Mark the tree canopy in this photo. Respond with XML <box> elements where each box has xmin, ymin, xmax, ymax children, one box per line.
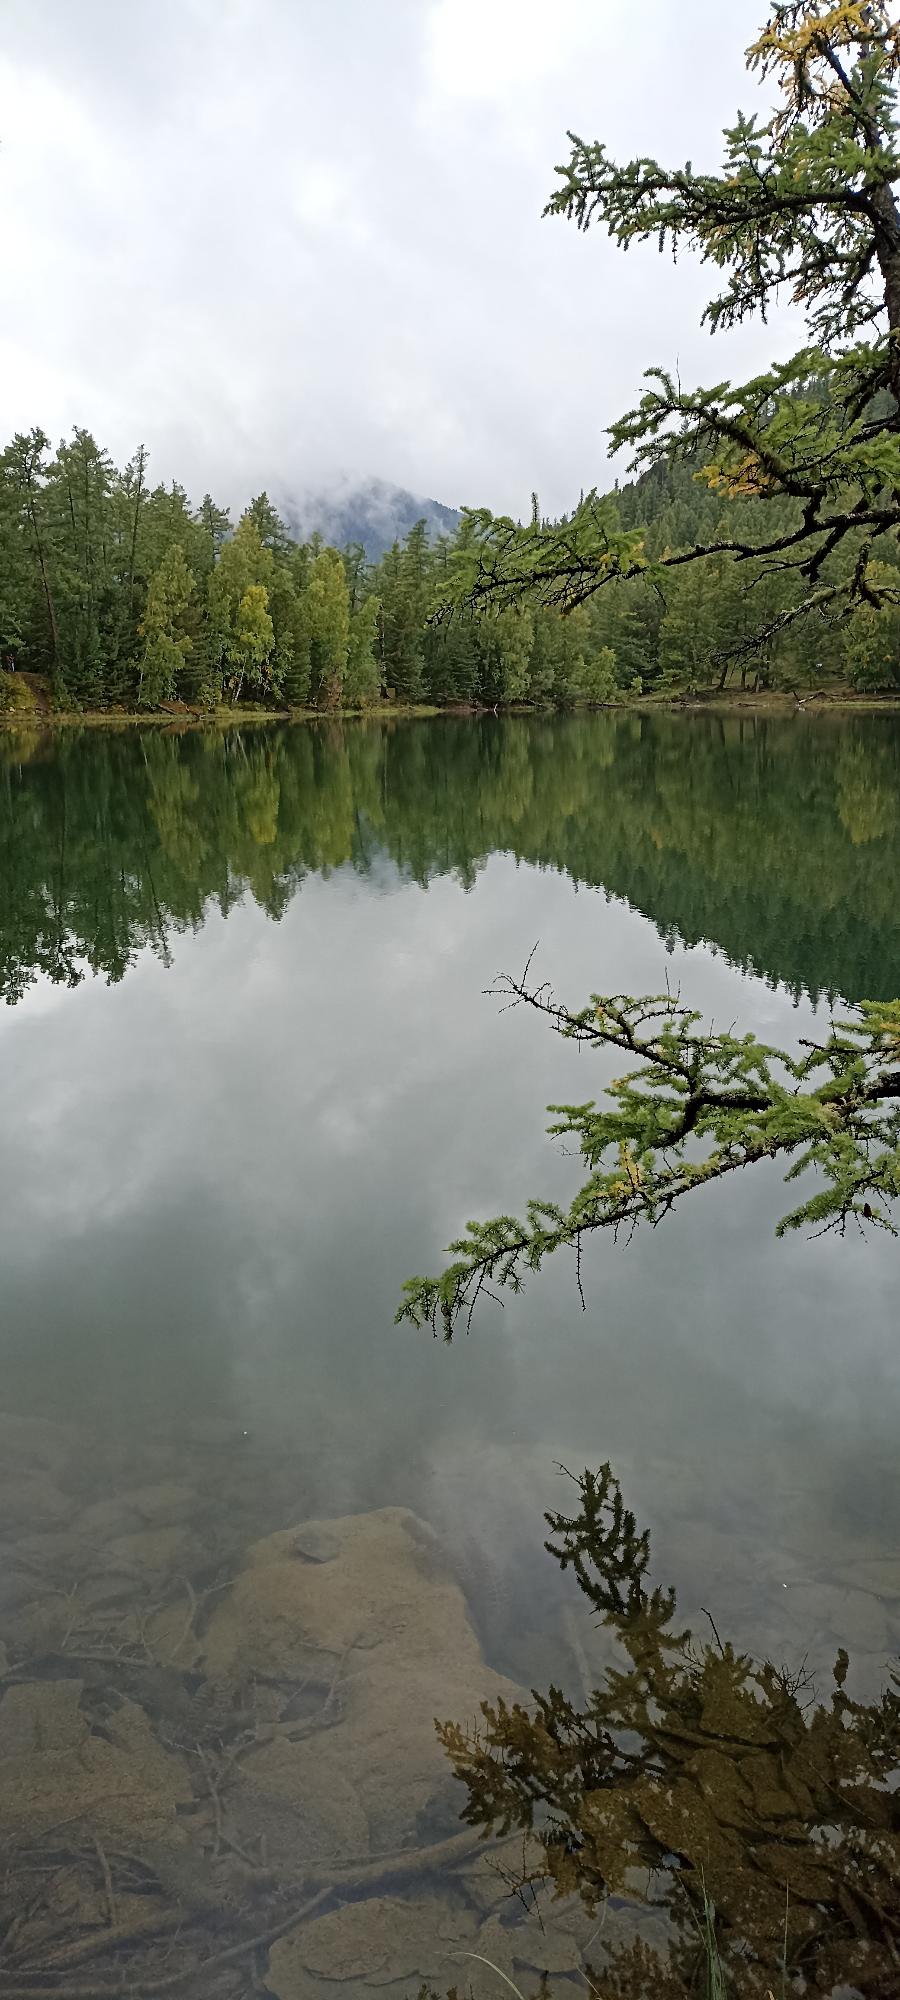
<box><xmin>0</xmin><ymin>428</ymin><xmax>670</xmax><ymax>714</ymax></box>
<box><xmin>444</xmin><ymin>2</ymin><xmax>900</xmax><ymax>668</ymax></box>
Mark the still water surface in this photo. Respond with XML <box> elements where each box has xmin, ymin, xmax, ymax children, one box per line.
<box><xmin>0</xmin><ymin>712</ymin><xmax>898</xmax><ymax>1994</ymax></box>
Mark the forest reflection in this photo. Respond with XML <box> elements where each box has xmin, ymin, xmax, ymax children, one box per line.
<box><xmin>2</xmin><ymin>711</ymin><xmax>900</xmax><ymax>1008</ymax></box>
<box><xmin>439</xmin><ymin>1462</ymin><xmax>900</xmax><ymax>1999</ymax></box>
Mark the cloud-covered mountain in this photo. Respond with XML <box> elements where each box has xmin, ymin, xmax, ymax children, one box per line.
<box><xmin>280</xmin><ymin>477</ymin><xmax>461</xmax><ymax>561</ymax></box>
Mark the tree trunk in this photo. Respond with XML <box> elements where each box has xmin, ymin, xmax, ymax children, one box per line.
<box><xmin>127</xmin><ymin>446</ymin><xmax>147</xmax><ymax>624</ymax></box>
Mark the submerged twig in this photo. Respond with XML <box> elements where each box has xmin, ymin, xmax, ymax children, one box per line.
<box><xmin>0</xmin><ymin>1886</ymin><xmax>331</xmax><ymax>1999</ymax></box>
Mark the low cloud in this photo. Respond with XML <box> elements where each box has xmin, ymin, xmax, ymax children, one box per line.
<box><xmin>1</xmin><ymin>0</ymin><xmax>802</xmax><ymax>519</ymax></box>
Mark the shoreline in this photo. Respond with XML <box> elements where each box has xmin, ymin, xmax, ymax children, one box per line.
<box><xmin>3</xmin><ymin>689</ymin><xmax>900</xmax><ymax>730</ymax></box>
<box><xmin>0</xmin><ymin>699</ymin><xmax>442</xmax><ymax>732</ymax></box>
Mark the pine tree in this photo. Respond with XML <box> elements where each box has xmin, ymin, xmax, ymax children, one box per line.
<box><xmin>375</xmin><ymin>521</ymin><xmax>431</xmax><ymax>701</ymax></box>
<box><xmin>242</xmin><ymin>492</ymin><xmax>291</xmax><ymax>558</ymax></box>
<box><xmin>194</xmin><ymin>494</ymin><xmax>232</xmax><ymax>574</ymax></box>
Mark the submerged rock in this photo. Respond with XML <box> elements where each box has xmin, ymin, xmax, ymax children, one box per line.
<box><xmin>103</xmin><ymin>1524</ymin><xmax>200</xmax><ymax>1576</ymax></box>
<box><xmin>269</xmin><ymin>1889</ymin><xmax>600</xmax><ymax>2000</ymax></box>
<box><xmin>73</xmin><ymin>1495</ymin><xmax>146</xmax><ymax>1541</ymax></box>
<box><xmin>121</xmin><ymin>1481</ymin><xmax>198</xmax><ymax>1525</ymax></box>
<box><xmin>0</xmin><ymin>1677</ymin><xmax>86</xmax><ymax>1758</ymax></box>
<box><xmin>0</xmin><ymin>1471</ymin><xmax>72</xmax><ymax>1530</ymax></box>
<box><xmin>268</xmin><ymin>1891</ymin><xmax>476</xmax><ymax>1998</ymax></box>
<box><xmin>0</xmin><ymin>1680</ymin><xmax>192</xmax><ymax>1847</ymax></box>
<box><xmin>240</xmin><ymin>1737</ymin><xmax>370</xmax><ymax>1860</ymax></box>
<box><xmin>202</xmin><ymin>1504</ymin><xmax>523</xmax><ymax>1856</ymax></box>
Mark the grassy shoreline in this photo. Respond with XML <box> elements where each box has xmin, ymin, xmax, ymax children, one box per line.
<box><xmin>0</xmin><ymin>689</ymin><xmax>443</xmax><ymax>731</ymax></box>
<box><xmin>3</xmin><ymin>683</ymin><xmax>900</xmax><ymax>730</ymax></box>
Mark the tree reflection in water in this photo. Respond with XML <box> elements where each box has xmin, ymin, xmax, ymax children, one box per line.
<box><xmin>439</xmin><ymin>1465</ymin><xmax>900</xmax><ymax>1997</ymax></box>
<box><xmin>5</xmin><ymin>712</ymin><xmax>900</xmax><ymax>1009</ymax></box>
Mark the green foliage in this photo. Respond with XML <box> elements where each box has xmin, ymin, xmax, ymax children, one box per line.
<box><xmin>194</xmin><ymin>493</ymin><xmax>232</xmax><ymax>571</ymax></box>
<box><xmin>573</xmin><ymin>640</ymin><xmax>616</xmax><ymax>702</ymax></box>
<box><xmin>8</xmin><ymin>432</ymin><xmax>641</xmax><ymax>710</ymax></box>
<box><xmin>306</xmin><ymin>547</ymin><xmax>351</xmax><ymax>707</ymax></box>
<box><xmin>840</xmin><ymin>556</ymin><xmax>900</xmax><ymax>684</ymax></box>
<box><xmin>438</xmin><ymin>2</ymin><xmax>900</xmax><ymax>670</ymax></box>
<box><xmin>242</xmin><ymin>490</ymin><xmax>291</xmax><ymax>557</ymax></box>
<box><xmin>231</xmin><ymin>582</ymin><xmax>275</xmax><ymax>696</ymax></box>
<box><xmin>439</xmin><ymin>1459</ymin><xmax>900</xmax><ymax>1995</ymax></box>
<box><xmin>207</xmin><ymin>519</ymin><xmax>278</xmax><ymax>702</ymax></box>
<box><xmin>6</xmin><ymin>379</ymin><xmax>900</xmax><ymax>707</ymax></box>
<box><xmin>398</xmin><ymin>972</ymin><xmax>900</xmax><ymax>1331</ymax></box>
<box><xmin>0</xmin><ymin>462</ymin><xmax>33</xmax><ymax>657</ymax></box>
<box><xmin>138</xmin><ymin>543</ymin><xmax>195</xmax><ymax>706</ymax></box>
<box><xmin>376</xmin><ymin>523</ymin><xmax>431</xmax><ymax>701</ymax></box>
<box><xmin>345</xmin><ymin>594</ymin><xmax>380</xmax><ymax>706</ymax></box>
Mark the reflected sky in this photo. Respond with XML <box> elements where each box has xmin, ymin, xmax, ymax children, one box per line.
<box><xmin>1</xmin><ymin>719</ymin><xmax>898</xmax><ymax>1696</ymax></box>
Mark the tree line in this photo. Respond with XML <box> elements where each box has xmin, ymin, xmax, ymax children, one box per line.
<box><xmin>0</xmin><ymin>427</ymin><xmax>617</xmax><ymax>714</ymax></box>
<box><xmin>3</xmin><ymin>427</ymin><xmax>899</xmax><ymax>718</ymax></box>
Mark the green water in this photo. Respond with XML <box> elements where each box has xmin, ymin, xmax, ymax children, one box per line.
<box><xmin>0</xmin><ymin>711</ymin><xmax>899</xmax><ymax>1994</ymax></box>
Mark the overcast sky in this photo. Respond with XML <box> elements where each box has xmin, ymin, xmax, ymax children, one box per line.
<box><xmin>1</xmin><ymin>0</ymin><xmax>803</xmax><ymax>520</ymax></box>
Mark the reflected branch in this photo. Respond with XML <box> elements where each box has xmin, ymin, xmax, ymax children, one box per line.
<box><xmin>438</xmin><ymin>1462</ymin><xmax>900</xmax><ymax>1997</ymax></box>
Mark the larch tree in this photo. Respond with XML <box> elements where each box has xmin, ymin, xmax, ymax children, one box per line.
<box><xmin>345</xmin><ymin>594</ymin><xmax>381</xmax><ymax>707</ymax></box>
<box><xmin>307</xmin><ymin>547</ymin><xmax>350</xmax><ymax>708</ymax></box>
<box><xmin>398</xmin><ymin>2</ymin><xmax>900</xmax><ymax>1332</ymax></box>
<box><xmin>228</xmin><ymin>582</ymin><xmax>275</xmax><ymax>703</ymax></box>
<box><xmin>207</xmin><ymin>518</ymin><xmax>276</xmax><ymax>703</ymax></box>
<box><xmin>398</xmin><ymin>977</ymin><xmax>900</xmax><ymax>1332</ymax></box>
<box><xmin>448</xmin><ymin>3</ymin><xmax>900</xmax><ymax>663</ymax></box>
<box><xmin>137</xmin><ymin>543</ymin><xmax>196</xmax><ymax>706</ymax></box>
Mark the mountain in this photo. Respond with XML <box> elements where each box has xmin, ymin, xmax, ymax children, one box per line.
<box><xmin>279</xmin><ymin>477</ymin><xmax>462</xmax><ymax>561</ymax></box>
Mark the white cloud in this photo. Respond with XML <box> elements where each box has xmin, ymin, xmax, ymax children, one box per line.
<box><xmin>424</xmin><ymin>0</ymin><xmax>573</xmax><ymax>103</ymax></box>
<box><xmin>0</xmin><ymin>1</ymin><xmax>802</xmax><ymax>518</ymax></box>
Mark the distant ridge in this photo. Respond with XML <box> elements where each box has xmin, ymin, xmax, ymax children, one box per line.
<box><xmin>279</xmin><ymin>477</ymin><xmax>461</xmax><ymax>561</ymax></box>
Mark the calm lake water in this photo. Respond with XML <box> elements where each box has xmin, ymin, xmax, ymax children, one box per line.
<box><xmin>1</xmin><ymin>710</ymin><xmax>899</xmax><ymax>1995</ymax></box>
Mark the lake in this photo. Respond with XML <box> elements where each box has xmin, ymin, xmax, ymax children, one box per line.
<box><xmin>1</xmin><ymin>710</ymin><xmax>899</xmax><ymax>1995</ymax></box>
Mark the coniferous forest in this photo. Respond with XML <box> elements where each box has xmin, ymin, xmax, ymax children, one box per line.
<box><xmin>3</xmin><ymin>425</ymin><xmax>900</xmax><ymax>718</ymax></box>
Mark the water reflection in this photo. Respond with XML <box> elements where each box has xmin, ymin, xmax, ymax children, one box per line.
<box><xmin>1</xmin><ymin>715</ymin><xmax>899</xmax><ymax>1994</ymax></box>
<box><xmin>4</xmin><ymin>711</ymin><xmax>900</xmax><ymax>1006</ymax></box>
<box><xmin>440</xmin><ymin>1462</ymin><xmax>900</xmax><ymax>1997</ymax></box>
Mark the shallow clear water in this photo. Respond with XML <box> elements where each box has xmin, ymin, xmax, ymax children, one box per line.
<box><xmin>1</xmin><ymin>711</ymin><xmax>898</xmax><ymax>1994</ymax></box>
